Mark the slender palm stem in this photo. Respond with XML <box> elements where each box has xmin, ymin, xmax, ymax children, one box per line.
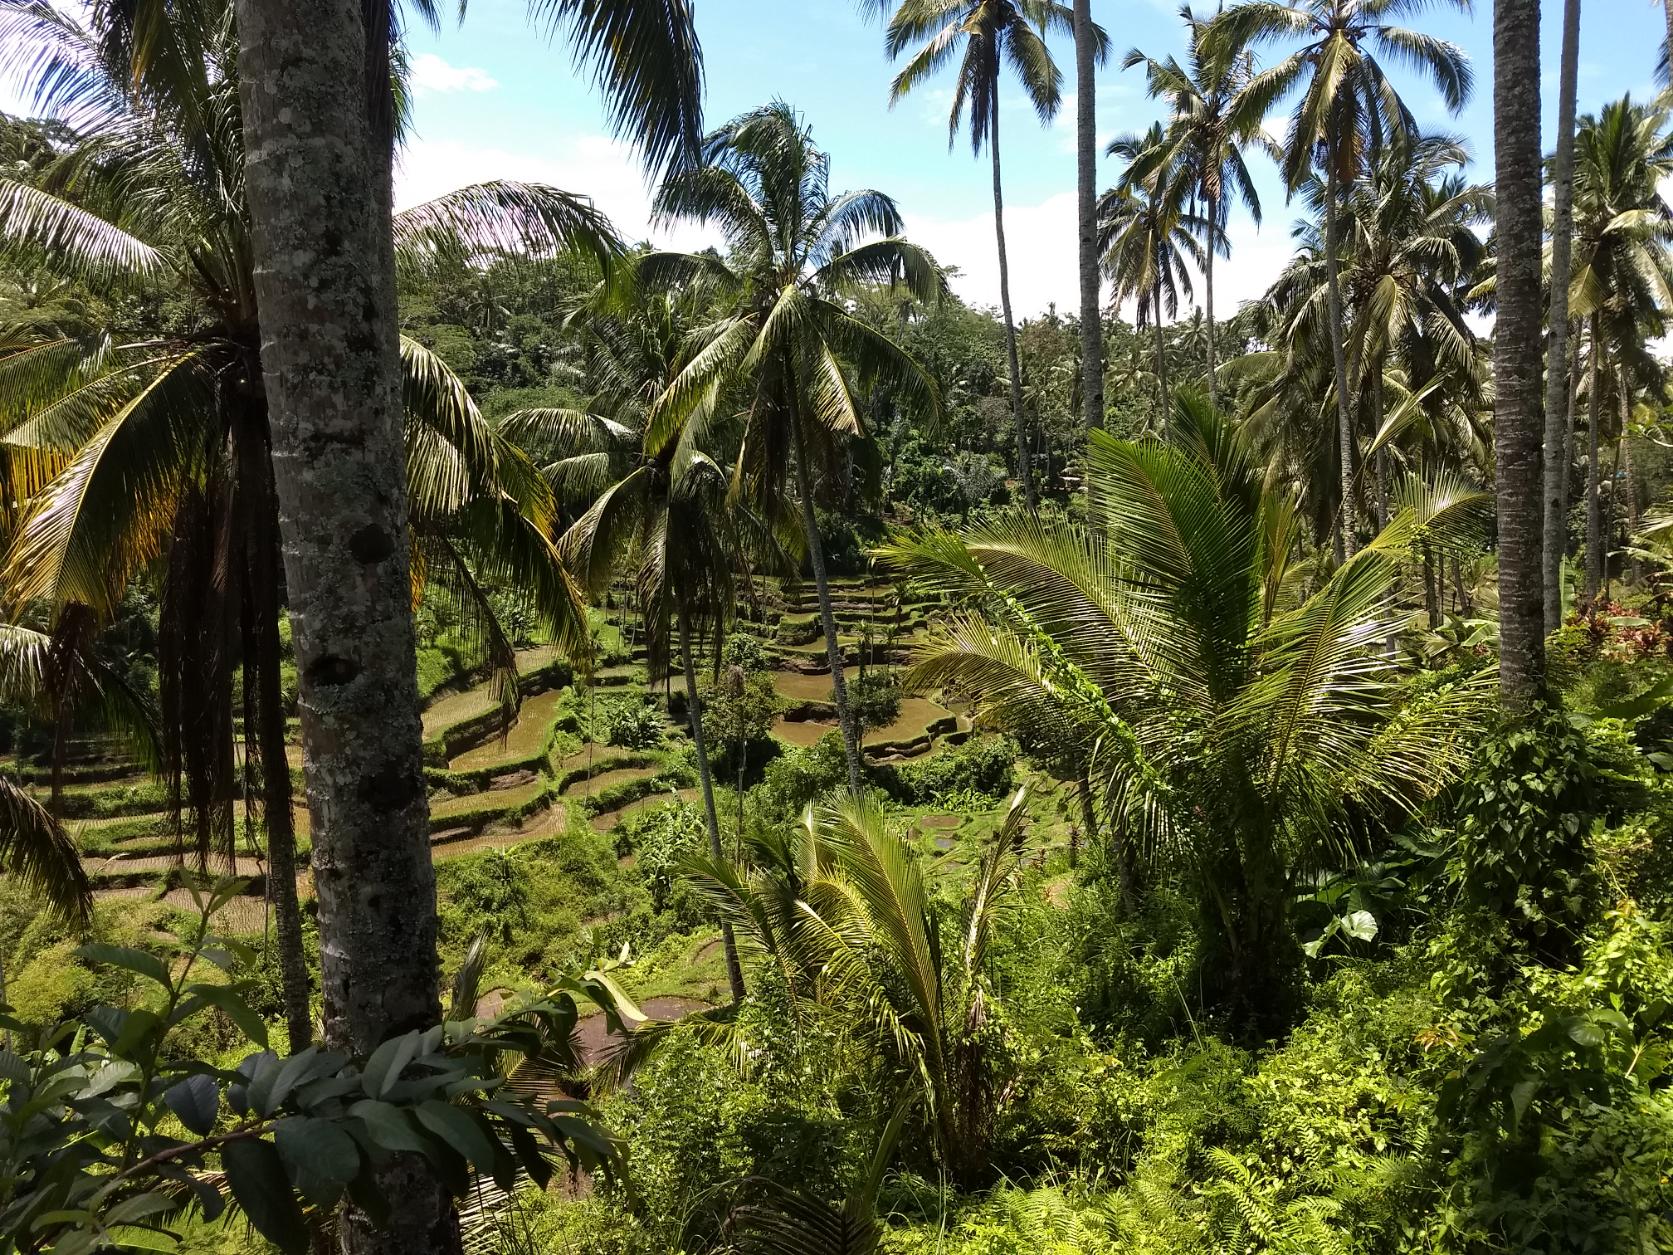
<box><xmin>1075</xmin><ymin>0</ymin><xmax>1105</xmax><ymax>433</ymax></box>
<box><xmin>1322</xmin><ymin>158</ymin><xmax>1358</xmax><ymax>558</ymax></box>
<box><xmin>787</xmin><ymin>384</ymin><xmax>863</xmax><ymax>793</ymax></box>
<box><xmin>991</xmin><ymin>91</ymin><xmax>1033</xmax><ymax>512</ymax></box>
<box><xmin>241</xmin><ymin>424</ymin><xmax>312</xmax><ymax>1055</ymax></box>
<box><xmin>1152</xmin><ymin>281</ymin><xmax>1171</xmax><ymax>412</ymax></box>
<box><xmin>1204</xmin><ymin>194</ymin><xmax>1219</xmax><ymax>411</ymax></box>
<box><xmin>1543</xmin><ymin>0</ymin><xmax>1582</xmax><ymax>634</ymax></box>
<box><xmin>677</xmin><ymin>595</ymin><xmax>745</xmax><ymax>1004</ymax></box>
<box><xmin>1586</xmin><ymin>313</ymin><xmax>1604</xmax><ymax>599</ymax></box>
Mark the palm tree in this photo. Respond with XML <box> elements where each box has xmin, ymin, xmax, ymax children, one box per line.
<box><xmin>687</xmin><ymin>789</ymin><xmax>1032</xmax><ymax>1185</ymax></box>
<box><xmin>1124</xmin><ymin>5</ymin><xmax>1267</xmax><ymax>411</ymax></box>
<box><xmin>1214</xmin><ymin>0</ymin><xmax>1473</xmax><ymax>557</ymax></box>
<box><xmin>1074</xmin><ymin>0</ymin><xmax>1108</xmax><ymax>433</ymax></box>
<box><xmin>1100</xmin><ymin>124</ymin><xmax>1207</xmax><ymax>417</ymax></box>
<box><xmin>0</xmin><ymin>10</ymin><xmax>601</xmax><ymax>1056</ymax></box>
<box><xmin>884</xmin><ymin>0</ymin><xmax>1095</xmax><ymax>511</ymax></box>
<box><xmin>1543</xmin><ymin>0</ymin><xmax>1582</xmax><ymax>635</ymax></box>
<box><xmin>1490</xmin><ymin>0</ymin><xmax>1546</xmax><ymax>706</ymax></box>
<box><xmin>1568</xmin><ymin>94</ymin><xmax>1673</xmax><ymax>600</ymax></box>
<box><xmin>513</xmin><ymin>289</ymin><xmax>754</xmax><ymax>1004</ymax></box>
<box><xmin>642</xmin><ymin>103</ymin><xmax>943</xmax><ymax>794</ymax></box>
<box><xmin>880</xmin><ymin>393</ymin><xmax>1487</xmax><ymax>1030</ymax></box>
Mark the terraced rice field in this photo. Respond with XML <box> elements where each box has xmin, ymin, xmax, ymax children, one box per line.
<box><xmin>449</xmin><ymin>687</ymin><xmax>565</xmax><ymax>770</ymax></box>
<box><xmin>589</xmin><ymin>788</ymin><xmax>699</xmax><ymax>832</ymax></box>
<box><xmin>772</xmin><ymin>666</ymin><xmax>860</xmax><ymax>703</ymax></box>
<box><xmin>561</xmin><ymin>764</ymin><xmax>657</xmax><ymax>798</ymax></box>
<box><xmin>62</xmin><ymin>578</ymin><xmax>963</xmax><ymax>933</ymax></box>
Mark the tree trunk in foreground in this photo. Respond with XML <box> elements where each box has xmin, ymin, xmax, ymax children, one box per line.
<box><xmin>677</xmin><ymin>597</ymin><xmax>746</xmax><ymax>1004</ymax></box>
<box><xmin>1491</xmin><ymin>0</ymin><xmax>1546</xmax><ymax>707</ymax></box>
<box><xmin>1322</xmin><ymin>158</ymin><xmax>1359</xmax><ymax>559</ymax></box>
<box><xmin>1542</xmin><ymin>0</ymin><xmax>1581</xmax><ymax>635</ymax></box>
<box><xmin>1075</xmin><ymin>0</ymin><xmax>1105</xmax><ymax>434</ymax></box>
<box><xmin>233</xmin><ymin>2</ymin><xmax>453</xmax><ymax>1250</ymax></box>
<box><xmin>991</xmin><ymin>93</ymin><xmax>1034</xmax><ymax>512</ymax></box>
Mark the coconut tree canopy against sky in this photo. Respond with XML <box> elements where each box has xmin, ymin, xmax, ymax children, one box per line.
<box><xmin>348</xmin><ymin>0</ymin><xmax>1669</xmax><ymax>320</ymax></box>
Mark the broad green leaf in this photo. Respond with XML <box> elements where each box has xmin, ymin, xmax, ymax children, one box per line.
<box><xmin>361</xmin><ymin>1031</ymin><xmax>421</xmax><ymax>1100</ymax></box>
<box><xmin>413</xmin><ymin>1100</ymin><xmax>498</xmax><ymax>1174</ymax></box>
<box><xmin>222</xmin><ymin>1138</ymin><xmax>308</xmax><ymax>1254</ymax></box>
<box><xmin>163</xmin><ymin>1074</ymin><xmax>219</xmax><ymax>1136</ymax></box>
<box><xmin>192</xmin><ymin>986</ymin><xmax>269</xmax><ymax>1048</ymax></box>
<box><xmin>78</xmin><ymin>944</ymin><xmax>168</xmax><ymax>988</ymax></box>
<box><xmin>349</xmin><ymin>1100</ymin><xmax>430</xmax><ymax>1155</ymax></box>
<box><xmin>275</xmin><ymin>1117</ymin><xmax>361</xmax><ymax>1209</ymax></box>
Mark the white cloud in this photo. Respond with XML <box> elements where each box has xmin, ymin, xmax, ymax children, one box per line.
<box><xmin>904</xmin><ymin>194</ymin><xmax>1292</xmax><ymax>324</ymax></box>
<box><xmin>408</xmin><ymin>53</ymin><xmax>498</xmax><ymax>95</ymax></box>
<box><xmin>904</xmin><ymin>191</ymin><xmax>1081</xmax><ymax>318</ymax></box>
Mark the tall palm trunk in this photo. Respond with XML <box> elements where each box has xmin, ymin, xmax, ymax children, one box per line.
<box><xmin>677</xmin><ymin>596</ymin><xmax>746</xmax><ymax>1004</ymax></box>
<box><xmin>1491</xmin><ymin>0</ymin><xmax>1546</xmax><ymax>706</ymax></box>
<box><xmin>1151</xmin><ymin>284</ymin><xmax>1171</xmax><ymax>414</ymax></box>
<box><xmin>786</xmin><ymin>389</ymin><xmax>864</xmax><ymax>794</ymax></box>
<box><xmin>1204</xmin><ymin>194</ymin><xmax>1220</xmax><ymax>411</ymax></box>
<box><xmin>1618</xmin><ymin>363</ymin><xmax>1638</xmax><ymax>554</ymax></box>
<box><xmin>1322</xmin><ymin>157</ymin><xmax>1359</xmax><ymax>559</ymax></box>
<box><xmin>239</xmin><ymin>422</ymin><xmax>311</xmax><ymax>1055</ymax></box>
<box><xmin>1074</xmin><ymin>0</ymin><xmax>1104</xmax><ymax>434</ymax></box>
<box><xmin>991</xmin><ymin>90</ymin><xmax>1033</xmax><ymax>511</ymax></box>
<box><xmin>1542</xmin><ymin>0</ymin><xmax>1582</xmax><ymax>634</ymax></box>
<box><xmin>1585</xmin><ymin>314</ymin><xmax>1604</xmax><ymax>600</ymax></box>
<box><xmin>233</xmin><ymin>2</ymin><xmax>452</xmax><ymax>1251</ymax></box>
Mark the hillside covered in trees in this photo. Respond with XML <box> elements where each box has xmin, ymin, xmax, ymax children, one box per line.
<box><xmin>1</xmin><ymin>0</ymin><xmax>1673</xmax><ymax>1252</ymax></box>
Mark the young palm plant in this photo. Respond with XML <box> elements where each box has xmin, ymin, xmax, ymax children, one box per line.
<box><xmin>880</xmin><ymin>393</ymin><xmax>1488</xmax><ymax>1031</ymax></box>
<box><xmin>512</xmin><ymin>287</ymin><xmax>764</xmax><ymax>1004</ymax></box>
<box><xmin>641</xmin><ymin>102</ymin><xmax>944</xmax><ymax>794</ymax></box>
<box><xmin>685</xmin><ymin>788</ymin><xmax>1033</xmax><ymax>1186</ymax></box>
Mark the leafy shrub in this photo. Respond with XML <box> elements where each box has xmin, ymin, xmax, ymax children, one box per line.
<box><xmin>849</xmin><ymin>669</ymin><xmax>903</xmax><ymax>732</ymax></box>
<box><xmin>1447</xmin><ymin>710</ymin><xmax>1602</xmax><ymax>962</ymax></box>
<box><xmin>5</xmin><ymin>940</ymin><xmax>94</xmax><ymax>1026</ymax></box>
<box><xmin>599</xmin><ymin>694</ymin><xmax>664</xmax><ymax>749</ymax></box>
<box><xmin>878</xmin><ymin>734</ymin><xmax>1018</xmax><ymax>807</ymax></box>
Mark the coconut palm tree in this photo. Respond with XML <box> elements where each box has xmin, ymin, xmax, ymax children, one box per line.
<box><xmin>1074</xmin><ymin>0</ymin><xmax>1108</xmax><ymax>434</ymax></box>
<box><xmin>1124</xmin><ymin>5</ymin><xmax>1268</xmax><ymax>411</ymax></box>
<box><xmin>227</xmin><ymin>0</ymin><xmax>702</xmax><ymax>1245</ymax></box>
<box><xmin>0</xmin><ymin>1</ymin><xmax>610</xmax><ymax>1055</ymax></box>
<box><xmin>883</xmin><ymin>0</ymin><xmax>1098</xmax><ymax>511</ymax></box>
<box><xmin>880</xmin><ymin>393</ymin><xmax>1487</xmax><ymax>1030</ymax></box>
<box><xmin>1568</xmin><ymin>94</ymin><xmax>1673</xmax><ymax>600</ymax></box>
<box><xmin>1490</xmin><ymin>0</ymin><xmax>1546</xmax><ymax>706</ymax></box>
<box><xmin>1100</xmin><ymin>124</ymin><xmax>1207</xmax><ymax>417</ymax></box>
<box><xmin>641</xmin><ymin>102</ymin><xmax>944</xmax><ymax>795</ymax></box>
<box><xmin>1213</xmin><ymin>0</ymin><xmax>1473</xmax><ymax>558</ymax></box>
<box><xmin>1543</xmin><ymin>0</ymin><xmax>1582</xmax><ymax>635</ymax></box>
<box><xmin>509</xmin><ymin>289</ymin><xmax>757</xmax><ymax>1005</ymax></box>
<box><xmin>686</xmin><ymin>788</ymin><xmax>1033</xmax><ymax>1185</ymax></box>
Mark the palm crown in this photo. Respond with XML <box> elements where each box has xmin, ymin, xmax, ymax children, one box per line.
<box><xmin>881</xmin><ymin>393</ymin><xmax>1487</xmax><ymax>1023</ymax></box>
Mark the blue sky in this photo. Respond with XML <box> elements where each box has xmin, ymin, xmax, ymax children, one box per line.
<box><xmin>399</xmin><ymin>2</ymin><xmax>1664</xmax><ymax>320</ymax></box>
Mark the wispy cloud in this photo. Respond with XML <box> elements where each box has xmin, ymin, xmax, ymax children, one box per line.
<box><xmin>408</xmin><ymin>53</ymin><xmax>498</xmax><ymax>95</ymax></box>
